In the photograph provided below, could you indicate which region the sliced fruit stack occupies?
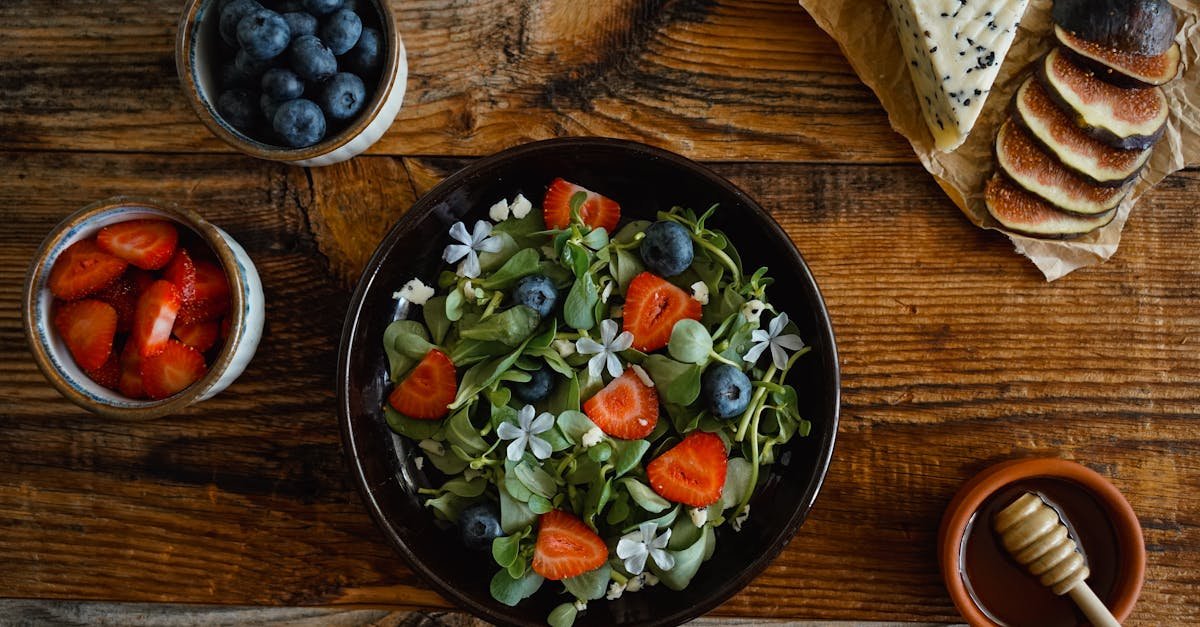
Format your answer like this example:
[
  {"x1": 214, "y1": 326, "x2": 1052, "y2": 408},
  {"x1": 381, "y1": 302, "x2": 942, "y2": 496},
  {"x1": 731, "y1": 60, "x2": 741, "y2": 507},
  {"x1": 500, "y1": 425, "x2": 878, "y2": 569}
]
[
  {"x1": 985, "y1": 0, "x2": 1180, "y2": 239},
  {"x1": 47, "y1": 219, "x2": 231, "y2": 400}
]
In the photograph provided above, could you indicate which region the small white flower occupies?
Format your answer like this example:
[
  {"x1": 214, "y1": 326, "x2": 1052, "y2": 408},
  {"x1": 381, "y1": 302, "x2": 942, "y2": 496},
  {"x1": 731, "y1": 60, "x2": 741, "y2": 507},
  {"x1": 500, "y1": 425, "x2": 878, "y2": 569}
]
[
  {"x1": 413, "y1": 456, "x2": 425, "y2": 470},
  {"x1": 626, "y1": 573, "x2": 647, "y2": 592},
  {"x1": 631, "y1": 364, "x2": 655, "y2": 388},
  {"x1": 732, "y1": 504, "x2": 751, "y2": 532},
  {"x1": 600, "y1": 281, "x2": 614, "y2": 303},
  {"x1": 616, "y1": 522, "x2": 674, "y2": 575},
  {"x1": 741, "y1": 299, "x2": 766, "y2": 324},
  {"x1": 581, "y1": 426, "x2": 605, "y2": 448},
  {"x1": 643, "y1": 573, "x2": 659, "y2": 586},
  {"x1": 488, "y1": 198, "x2": 510, "y2": 222},
  {"x1": 552, "y1": 339, "x2": 576, "y2": 358},
  {"x1": 496, "y1": 405, "x2": 555, "y2": 462},
  {"x1": 605, "y1": 581, "x2": 626, "y2": 600},
  {"x1": 394, "y1": 279, "x2": 435, "y2": 305},
  {"x1": 510, "y1": 193, "x2": 533, "y2": 219},
  {"x1": 576, "y1": 319, "x2": 634, "y2": 379},
  {"x1": 689, "y1": 281, "x2": 709, "y2": 305},
  {"x1": 442, "y1": 220, "x2": 503, "y2": 279},
  {"x1": 418, "y1": 439, "x2": 445, "y2": 456},
  {"x1": 743, "y1": 312, "x2": 805, "y2": 370},
  {"x1": 573, "y1": 599, "x2": 588, "y2": 611},
  {"x1": 689, "y1": 506, "x2": 708, "y2": 527}
]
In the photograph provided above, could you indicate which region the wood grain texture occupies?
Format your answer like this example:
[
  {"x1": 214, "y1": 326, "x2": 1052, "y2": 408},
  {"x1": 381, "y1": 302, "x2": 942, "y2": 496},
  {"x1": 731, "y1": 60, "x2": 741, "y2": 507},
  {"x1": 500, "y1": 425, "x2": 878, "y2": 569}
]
[
  {"x1": 1, "y1": 151, "x2": 1198, "y2": 624},
  {"x1": 0, "y1": 0, "x2": 913, "y2": 162}
]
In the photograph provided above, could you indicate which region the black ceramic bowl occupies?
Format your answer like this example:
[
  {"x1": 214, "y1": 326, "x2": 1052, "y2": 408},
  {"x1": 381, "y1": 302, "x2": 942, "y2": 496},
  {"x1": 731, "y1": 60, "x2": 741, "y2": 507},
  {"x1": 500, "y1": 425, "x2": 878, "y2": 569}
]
[{"x1": 337, "y1": 137, "x2": 840, "y2": 626}]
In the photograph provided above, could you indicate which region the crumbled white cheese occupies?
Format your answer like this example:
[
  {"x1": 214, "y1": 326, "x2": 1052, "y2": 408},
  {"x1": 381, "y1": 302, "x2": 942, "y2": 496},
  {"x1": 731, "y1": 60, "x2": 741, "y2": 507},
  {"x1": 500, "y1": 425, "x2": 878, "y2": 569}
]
[
  {"x1": 581, "y1": 426, "x2": 605, "y2": 448},
  {"x1": 461, "y1": 280, "x2": 474, "y2": 298},
  {"x1": 610, "y1": 304, "x2": 623, "y2": 319},
  {"x1": 573, "y1": 599, "x2": 588, "y2": 611},
  {"x1": 553, "y1": 339, "x2": 576, "y2": 358},
  {"x1": 418, "y1": 439, "x2": 445, "y2": 456},
  {"x1": 689, "y1": 281, "x2": 709, "y2": 305},
  {"x1": 631, "y1": 364, "x2": 654, "y2": 388},
  {"x1": 732, "y1": 504, "x2": 751, "y2": 532},
  {"x1": 413, "y1": 456, "x2": 425, "y2": 470},
  {"x1": 625, "y1": 574, "x2": 645, "y2": 593},
  {"x1": 642, "y1": 573, "x2": 659, "y2": 587},
  {"x1": 741, "y1": 300, "x2": 766, "y2": 324},
  {"x1": 488, "y1": 198, "x2": 510, "y2": 222},
  {"x1": 689, "y1": 506, "x2": 709, "y2": 528},
  {"x1": 394, "y1": 279, "x2": 435, "y2": 305},
  {"x1": 510, "y1": 193, "x2": 532, "y2": 219},
  {"x1": 601, "y1": 281, "x2": 614, "y2": 303},
  {"x1": 606, "y1": 581, "x2": 626, "y2": 600}
]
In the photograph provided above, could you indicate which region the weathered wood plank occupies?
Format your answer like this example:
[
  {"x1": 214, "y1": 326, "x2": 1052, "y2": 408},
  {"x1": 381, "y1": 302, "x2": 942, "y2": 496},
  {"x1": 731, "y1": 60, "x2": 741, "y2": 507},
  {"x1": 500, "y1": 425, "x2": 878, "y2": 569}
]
[
  {"x1": 0, "y1": 153, "x2": 1197, "y2": 625},
  {"x1": 0, "y1": 0, "x2": 913, "y2": 163}
]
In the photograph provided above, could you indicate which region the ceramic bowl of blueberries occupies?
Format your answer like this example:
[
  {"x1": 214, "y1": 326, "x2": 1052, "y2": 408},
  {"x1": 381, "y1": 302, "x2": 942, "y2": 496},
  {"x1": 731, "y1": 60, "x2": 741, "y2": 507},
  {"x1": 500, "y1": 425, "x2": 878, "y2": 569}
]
[
  {"x1": 337, "y1": 138, "x2": 840, "y2": 626},
  {"x1": 175, "y1": 0, "x2": 407, "y2": 166}
]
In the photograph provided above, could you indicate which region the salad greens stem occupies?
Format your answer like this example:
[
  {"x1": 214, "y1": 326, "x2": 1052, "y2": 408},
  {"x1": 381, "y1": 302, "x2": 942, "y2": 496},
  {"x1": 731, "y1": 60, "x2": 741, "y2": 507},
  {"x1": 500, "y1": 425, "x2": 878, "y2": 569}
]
[
  {"x1": 481, "y1": 291, "x2": 504, "y2": 318},
  {"x1": 692, "y1": 235, "x2": 742, "y2": 287},
  {"x1": 707, "y1": 351, "x2": 740, "y2": 368},
  {"x1": 734, "y1": 364, "x2": 776, "y2": 442}
]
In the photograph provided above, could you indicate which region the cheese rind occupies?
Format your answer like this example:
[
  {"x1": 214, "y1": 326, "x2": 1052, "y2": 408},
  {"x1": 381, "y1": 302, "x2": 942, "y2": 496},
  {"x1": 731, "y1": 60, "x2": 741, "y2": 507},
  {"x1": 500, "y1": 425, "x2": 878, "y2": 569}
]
[{"x1": 887, "y1": 0, "x2": 1030, "y2": 151}]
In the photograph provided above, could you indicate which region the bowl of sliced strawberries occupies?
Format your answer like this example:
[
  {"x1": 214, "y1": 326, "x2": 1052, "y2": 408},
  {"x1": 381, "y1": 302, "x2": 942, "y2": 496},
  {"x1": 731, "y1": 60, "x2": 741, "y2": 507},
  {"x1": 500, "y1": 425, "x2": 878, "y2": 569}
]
[{"x1": 23, "y1": 196, "x2": 265, "y2": 420}]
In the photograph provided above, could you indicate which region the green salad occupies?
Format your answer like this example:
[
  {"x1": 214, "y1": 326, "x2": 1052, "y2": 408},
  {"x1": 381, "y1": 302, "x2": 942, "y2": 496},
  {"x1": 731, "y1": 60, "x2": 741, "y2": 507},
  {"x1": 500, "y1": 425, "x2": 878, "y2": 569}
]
[{"x1": 382, "y1": 178, "x2": 811, "y2": 626}]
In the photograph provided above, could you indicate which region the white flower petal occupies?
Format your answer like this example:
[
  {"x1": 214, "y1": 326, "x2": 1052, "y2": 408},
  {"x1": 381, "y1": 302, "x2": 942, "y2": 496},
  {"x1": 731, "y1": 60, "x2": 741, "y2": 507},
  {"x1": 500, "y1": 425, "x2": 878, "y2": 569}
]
[
  {"x1": 529, "y1": 411, "x2": 555, "y2": 434},
  {"x1": 773, "y1": 333, "x2": 805, "y2": 351},
  {"x1": 617, "y1": 537, "x2": 647, "y2": 560},
  {"x1": 496, "y1": 421, "x2": 523, "y2": 441},
  {"x1": 477, "y1": 235, "x2": 504, "y2": 254},
  {"x1": 743, "y1": 341, "x2": 769, "y2": 364},
  {"x1": 587, "y1": 353, "x2": 606, "y2": 380},
  {"x1": 448, "y1": 221, "x2": 471, "y2": 244},
  {"x1": 605, "y1": 353, "x2": 623, "y2": 379},
  {"x1": 599, "y1": 319, "x2": 619, "y2": 343},
  {"x1": 649, "y1": 548, "x2": 675, "y2": 571},
  {"x1": 750, "y1": 329, "x2": 771, "y2": 343},
  {"x1": 609, "y1": 330, "x2": 634, "y2": 352},
  {"x1": 575, "y1": 337, "x2": 604, "y2": 355},
  {"x1": 770, "y1": 342, "x2": 788, "y2": 370},
  {"x1": 469, "y1": 220, "x2": 493, "y2": 244},
  {"x1": 623, "y1": 550, "x2": 649, "y2": 576},
  {"x1": 443, "y1": 243, "x2": 471, "y2": 264},
  {"x1": 506, "y1": 437, "x2": 527, "y2": 462},
  {"x1": 518, "y1": 405, "x2": 537, "y2": 429},
  {"x1": 650, "y1": 527, "x2": 672, "y2": 549},
  {"x1": 769, "y1": 312, "x2": 788, "y2": 337},
  {"x1": 458, "y1": 252, "x2": 481, "y2": 278},
  {"x1": 638, "y1": 522, "x2": 658, "y2": 544},
  {"x1": 527, "y1": 435, "x2": 552, "y2": 460}
]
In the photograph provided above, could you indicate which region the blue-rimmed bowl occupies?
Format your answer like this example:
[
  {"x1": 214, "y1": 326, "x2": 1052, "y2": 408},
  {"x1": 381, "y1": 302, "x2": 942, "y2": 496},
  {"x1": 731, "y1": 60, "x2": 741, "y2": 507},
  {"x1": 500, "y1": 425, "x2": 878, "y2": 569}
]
[{"x1": 23, "y1": 197, "x2": 265, "y2": 420}]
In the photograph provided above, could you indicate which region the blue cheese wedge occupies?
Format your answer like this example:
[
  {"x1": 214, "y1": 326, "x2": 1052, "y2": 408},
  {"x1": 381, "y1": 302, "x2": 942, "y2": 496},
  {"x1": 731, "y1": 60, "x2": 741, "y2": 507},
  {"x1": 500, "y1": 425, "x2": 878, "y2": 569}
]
[{"x1": 887, "y1": 0, "x2": 1030, "y2": 151}]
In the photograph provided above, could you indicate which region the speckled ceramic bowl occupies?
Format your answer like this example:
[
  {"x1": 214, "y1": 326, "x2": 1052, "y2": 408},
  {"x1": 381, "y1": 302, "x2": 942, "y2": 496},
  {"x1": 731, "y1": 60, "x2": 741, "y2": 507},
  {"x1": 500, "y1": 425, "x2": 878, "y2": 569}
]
[
  {"x1": 23, "y1": 197, "x2": 265, "y2": 420},
  {"x1": 175, "y1": 0, "x2": 407, "y2": 167}
]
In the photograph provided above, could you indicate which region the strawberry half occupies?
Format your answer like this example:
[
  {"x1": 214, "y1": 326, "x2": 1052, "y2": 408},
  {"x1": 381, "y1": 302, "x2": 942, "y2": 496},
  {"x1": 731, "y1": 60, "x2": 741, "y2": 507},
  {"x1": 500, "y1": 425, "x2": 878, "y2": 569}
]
[
  {"x1": 583, "y1": 368, "x2": 659, "y2": 439},
  {"x1": 174, "y1": 320, "x2": 219, "y2": 352},
  {"x1": 388, "y1": 349, "x2": 456, "y2": 419},
  {"x1": 92, "y1": 273, "x2": 139, "y2": 333},
  {"x1": 162, "y1": 248, "x2": 197, "y2": 301},
  {"x1": 542, "y1": 178, "x2": 621, "y2": 233},
  {"x1": 140, "y1": 339, "x2": 207, "y2": 400},
  {"x1": 622, "y1": 272, "x2": 702, "y2": 352},
  {"x1": 117, "y1": 339, "x2": 147, "y2": 399},
  {"x1": 96, "y1": 219, "x2": 179, "y2": 270},
  {"x1": 192, "y1": 260, "x2": 230, "y2": 303},
  {"x1": 53, "y1": 299, "x2": 118, "y2": 372},
  {"x1": 84, "y1": 352, "x2": 121, "y2": 390},
  {"x1": 48, "y1": 240, "x2": 128, "y2": 300},
  {"x1": 531, "y1": 510, "x2": 608, "y2": 581},
  {"x1": 132, "y1": 280, "x2": 182, "y2": 358},
  {"x1": 646, "y1": 431, "x2": 728, "y2": 507}
]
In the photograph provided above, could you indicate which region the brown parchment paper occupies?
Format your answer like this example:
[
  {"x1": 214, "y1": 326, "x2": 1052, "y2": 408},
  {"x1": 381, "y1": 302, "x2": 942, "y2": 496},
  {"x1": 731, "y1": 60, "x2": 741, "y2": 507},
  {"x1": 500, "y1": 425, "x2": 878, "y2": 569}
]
[{"x1": 798, "y1": 0, "x2": 1200, "y2": 280}]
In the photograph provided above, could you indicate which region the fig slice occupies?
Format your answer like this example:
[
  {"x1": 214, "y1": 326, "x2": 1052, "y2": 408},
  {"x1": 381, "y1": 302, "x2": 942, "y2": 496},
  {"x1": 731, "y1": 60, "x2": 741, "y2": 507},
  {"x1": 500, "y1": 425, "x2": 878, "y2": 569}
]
[
  {"x1": 1038, "y1": 48, "x2": 1168, "y2": 150},
  {"x1": 1013, "y1": 77, "x2": 1151, "y2": 187},
  {"x1": 985, "y1": 173, "x2": 1116, "y2": 239},
  {"x1": 996, "y1": 119, "x2": 1130, "y2": 216},
  {"x1": 1056, "y1": 25, "x2": 1180, "y2": 88},
  {"x1": 1052, "y1": 0, "x2": 1176, "y2": 56}
]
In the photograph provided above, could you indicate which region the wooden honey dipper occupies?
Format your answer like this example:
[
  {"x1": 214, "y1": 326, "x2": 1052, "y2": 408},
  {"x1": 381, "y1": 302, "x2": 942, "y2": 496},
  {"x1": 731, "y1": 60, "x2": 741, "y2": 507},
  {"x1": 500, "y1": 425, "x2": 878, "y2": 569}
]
[{"x1": 993, "y1": 492, "x2": 1120, "y2": 627}]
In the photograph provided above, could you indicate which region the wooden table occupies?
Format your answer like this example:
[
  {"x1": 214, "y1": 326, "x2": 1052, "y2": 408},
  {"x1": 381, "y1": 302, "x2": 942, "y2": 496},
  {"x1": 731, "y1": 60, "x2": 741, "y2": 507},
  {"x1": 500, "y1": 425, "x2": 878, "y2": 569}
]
[{"x1": 1, "y1": 1, "x2": 1196, "y2": 624}]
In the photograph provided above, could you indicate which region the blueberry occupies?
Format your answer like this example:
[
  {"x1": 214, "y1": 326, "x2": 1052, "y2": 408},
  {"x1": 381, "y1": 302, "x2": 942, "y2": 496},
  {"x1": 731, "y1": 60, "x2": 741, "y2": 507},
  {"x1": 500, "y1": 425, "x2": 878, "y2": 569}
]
[
  {"x1": 512, "y1": 366, "x2": 555, "y2": 404},
  {"x1": 288, "y1": 35, "x2": 338, "y2": 81},
  {"x1": 513, "y1": 275, "x2": 557, "y2": 318},
  {"x1": 273, "y1": 0, "x2": 304, "y2": 10},
  {"x1": 342, "y1": 27, "x2": 382, "y2": 75},
  {"x1": 301, "y1": 0, "x2": 343, "y2": 16},
  {"x1": 319, "y1": 9, "x2": 362, "y2": 55},
  {"x1": 317, "y1": 72, "x2": 366, "y2": 121},
  {"x1": 261, "y1": 68, "x2": 305, "y2": 100},
  {"x1": 237, "y1": 9, "x2": 291, "y2": 60},
  {"x1": 459, "y1": 502, "x2": 503, "y2": 551},
  {"x1": 234, "y1": 47, "x2": 274, "y2": 81},
  {"x1": 273, "y1": 98, "x2": 326, "y2": 147},
  {"x1": 640, "y1": 221, "x2": 694, "y2": 277},
  {"x1": 702, "y1": 364, "x2": 752, "y2": 419},
  {"x1": 218, "y1": 62, "x2": 250, "y2": 89},
  {"x1": 217, "y1": 89, "x2": 260, "y2": 132},
  {"x1": 281, "y1": 11, "x2": 317, "y2": 38},
  {"x1": 260, "y1": 93, "x2": 282, "y2": 121},
  {"x1": 219, "y1": 0, "x2": 262, "y2": 47}
]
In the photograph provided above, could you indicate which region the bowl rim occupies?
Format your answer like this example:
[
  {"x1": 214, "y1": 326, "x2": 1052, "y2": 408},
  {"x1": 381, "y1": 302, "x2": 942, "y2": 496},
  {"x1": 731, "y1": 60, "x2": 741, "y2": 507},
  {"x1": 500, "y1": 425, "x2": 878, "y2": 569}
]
[
  {"x1": 335, "y1": 137, "x2": 841, "y2": 626},
  {"x1": 22, "y1": 196, "x2": 249, "y2": 421},
  {"x1": 174, "y1": 0, "x2": 402, "y2": 161},
  {"x1": 937, "y1": 457, "x2": 1146, "y2": 626}
]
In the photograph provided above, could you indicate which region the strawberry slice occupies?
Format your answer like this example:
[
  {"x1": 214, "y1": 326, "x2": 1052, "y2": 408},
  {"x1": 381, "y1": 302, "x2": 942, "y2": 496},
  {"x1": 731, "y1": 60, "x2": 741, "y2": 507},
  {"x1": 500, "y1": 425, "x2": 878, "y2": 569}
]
[
  {"x1": 646, "y1": 432, "x2": 728, "y2": 507},
  {"x1": 84, "y1": 351, "x2": 121, "y2": 390},
  {"x1": 162, "y1": 249, "x2": 197, "y2": 301},
  {"x1": 622, "y1": 272, "x2": 703, "y2": 352},
  {"x1": 92, "y1": 274, "x2": 138, "y2": 333},
  {"x1": 132, "y1": 280, "x2": 182, "y2": 357},
  {"x1": 583, "y1": 368, "x2": 659, "y2": 439},
  {"x1": 177, "y1": 298, "x2": 229, "y2": 325},
  {"x1": 96, "y1": 219, "x2": 179, "y2": 270},
  {"x1": 48, "y1": 240, "x2": 128, "y2": 300},
  {"x1": 387, "y1": 349, "x2": 456, "y2": 419},
  {"x1": 192, "y1": 260, "x2": 230, "y2": 304},
  {"x1": 53, "y1": 299, "x2": 118, "y2": 372},
  {"x1": 542, "y1": 178, "x2": 621, "y2": 233},
  {"x1": 174, "y1": 320, "x2": 219, "y2": 352},
  {"x1": 139, "y1": 339, "x2": 207, "y2": 400},
  {"x1": 117, "y1": 340, "x2": 147, "y2": 399},
  {"x1": 531, "y1": 510, "x2": 608, "y2": 581}
]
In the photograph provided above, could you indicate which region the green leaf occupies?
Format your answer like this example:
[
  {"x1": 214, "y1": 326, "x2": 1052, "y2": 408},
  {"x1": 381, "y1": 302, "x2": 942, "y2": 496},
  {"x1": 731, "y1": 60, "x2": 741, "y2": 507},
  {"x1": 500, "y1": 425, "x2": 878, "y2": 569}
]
[
  {"x1": 563, "y1": 241, "x2": 590, "y2": 278},
  {"x1": 444, "y1": 408, "x2": 489, "y2": 456},
  {"x1": 423, "y1": 441, "x2": 468, "y2": 475},
  {"x1": 528, "y1": 494, "x2": 554, "y2": 514},
  {"x1": 450, "y1": 341, "x2": 530, "y2": 410},
  {"x1": 504, "y1": 466, "x2": 533, "y2": 503},
  {"x1": 445, "y1": 288, "x2": 464, "y2": 322},
  {"x1": 621, "y1": 478, "x2": 670, "y2": 513},
  {"x1": 586, "y1": 441, "x2": 612, "y2": 463},
  {"x1": 507, "y1": 557, "x2": 527, "y2": 579},
  {"x1": 478, "y1": 232, "x2": 518, "y2": 271},
  {"x1": 492, "y1": 211, "x2": 547, "y2": 247},
  {"x1": 613, "y1": 248, "x2": 644, "y2": 292},
  {"x1": 583, "y1": 476, "x2": 613, "y2": 525},
  {"x1": 492, "y1": 534, "x2": 521, "y2": 568},
  {"x1": 703, "y1": 523, "x2": 717, "y2": 561},
  {"x1": 546, "y1": 375, "x2": 581, "y2": 414},
  {"x1": 547, "y1": 602, "x2": 579, "y2": 627},
  {"x1": 498, "y1": 480, "x2": 537, "y2": 533},
  {"x1": 564, "y1": 274, "x2": 598, "y2": 331},
  {"x1": 606, "y1": 493, "x2": 631, "y2": 525},
  {"x1": 384, "y1": 407, "x2": 443, "y2": 440},
  {"x1": 643, "y1": 355, "x2": 702, "y2": 406},
  {"x1": 528, "y1": 347, "x2": 574, "y2": 378},
  {"x1": 556, "y1": 410, "x2": 597, "y2": 445},
  {"x1": 480, "y1": 248, "x2": 542, "y2": 290},
  {"x1": 650, "y1": 527, "x2": 707, "y2": 591},
  {"x1": 514, "y1": 462, "x2": 558, "y2": 499},
  {"x1": 423, "y1": 295, "x2": 451, "y2": 344},
  {"x1": 609, "y1": 439, "x2": 650, "y2": 478},
  {"x1": 490, "y1": 569, "x2": 544, "y2": 607},
  {"x1": 612, "y1": 220, "x2": 651, "y2": 244},
  {"x1": 568, "y1": 190, "x2": 588, "y2": 223},
  {"x1": 668, "y1": 319, "x2": 712, "y2": 364},
  {"x1": 461, "y1": 305, "x2": 540, "y2": 346},
  {"x1": 719, "y1": 456, "x2": 755, "y2": 511},
  {"x1": 383, "y1": 320, "x2": 431, "y2": 381},
  {"x1": 441, "y1": 476, "x2": 487, "y2": 498},
  {"x1": 582, "y1": 227, "x2": 609, "y2": 251},
  {"x1": 425, "y1": 492, "x2": 468, "y2": 522},
  {"x1": 540, "y1": 426, "x2": 573, "y2": 452},
  {"x1": 624, "y1": 504, "x2": 679, "y2": 533},
  {"x1": 563, "y1": 563, "x2": 611, "y2": 600}
]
